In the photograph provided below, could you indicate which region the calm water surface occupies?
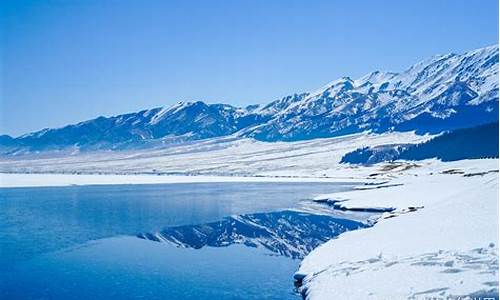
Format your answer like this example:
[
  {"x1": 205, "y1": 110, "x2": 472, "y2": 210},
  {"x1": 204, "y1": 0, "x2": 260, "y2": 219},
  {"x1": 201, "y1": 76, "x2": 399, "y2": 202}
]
[{"x1": 0, "y1": 182, "x2": 361, "y2": 300}]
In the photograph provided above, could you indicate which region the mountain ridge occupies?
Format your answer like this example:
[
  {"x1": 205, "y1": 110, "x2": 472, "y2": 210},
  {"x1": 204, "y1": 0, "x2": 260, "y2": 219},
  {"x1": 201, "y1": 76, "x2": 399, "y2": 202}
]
[{"x1": 2, "y1": 45, "x2": 498, "y2": 154}]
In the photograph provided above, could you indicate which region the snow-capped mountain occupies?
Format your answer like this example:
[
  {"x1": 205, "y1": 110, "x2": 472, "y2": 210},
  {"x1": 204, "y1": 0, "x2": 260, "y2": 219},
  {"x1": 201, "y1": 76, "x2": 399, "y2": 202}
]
[
  {"x1": 243, "y1": 45, "x2": 498, "y2": 140},
  {"x1": 2, "y1": 45, "x2": 498, "y2": 154}
]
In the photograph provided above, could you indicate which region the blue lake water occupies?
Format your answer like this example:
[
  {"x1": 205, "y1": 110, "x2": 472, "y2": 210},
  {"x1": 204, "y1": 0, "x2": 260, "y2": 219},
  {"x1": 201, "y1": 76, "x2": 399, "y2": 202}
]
[{"x1": 0, "y1": 182, "x2": 364, "y2": 300}]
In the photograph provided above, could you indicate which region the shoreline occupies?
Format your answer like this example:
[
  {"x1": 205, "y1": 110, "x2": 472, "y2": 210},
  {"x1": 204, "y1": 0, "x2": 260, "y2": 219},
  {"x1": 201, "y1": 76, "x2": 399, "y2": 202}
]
[
  {"x1": 295, "y1": 159, "x2": 499, "y2": 299},
  {"x1": 0, "y1": 172, "x2": 365, "y2": 188}
]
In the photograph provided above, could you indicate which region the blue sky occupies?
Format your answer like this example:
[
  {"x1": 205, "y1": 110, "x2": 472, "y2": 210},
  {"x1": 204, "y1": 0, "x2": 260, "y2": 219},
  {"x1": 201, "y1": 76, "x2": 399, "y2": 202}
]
[{"x1": 1, "y1": 0, "x2": 498, "y2": 136}]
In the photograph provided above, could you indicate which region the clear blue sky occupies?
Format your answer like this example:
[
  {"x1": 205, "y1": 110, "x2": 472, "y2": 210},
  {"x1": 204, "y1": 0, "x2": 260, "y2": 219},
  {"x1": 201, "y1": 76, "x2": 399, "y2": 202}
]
[{"x1": 1, "y1": 0, "x2": 498, "y2": 136}]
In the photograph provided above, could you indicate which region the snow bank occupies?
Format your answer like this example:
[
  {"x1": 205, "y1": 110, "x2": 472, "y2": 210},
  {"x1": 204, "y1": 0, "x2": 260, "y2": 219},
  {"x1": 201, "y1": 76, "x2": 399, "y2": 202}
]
[
  {"x1": 0, "y1": 173, "x2": 362, "y2": 188},
  {"x1": 297, "y1": 159, "x2": 499, "y2": 299}
]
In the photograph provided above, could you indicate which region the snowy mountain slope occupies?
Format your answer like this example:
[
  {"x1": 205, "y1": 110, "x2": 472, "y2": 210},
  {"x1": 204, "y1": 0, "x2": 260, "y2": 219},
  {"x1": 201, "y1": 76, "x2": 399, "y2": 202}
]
[
  {"x1": 340, "y1": 122, "x2": 499, "y2": 164},
  {"x1": 6, "y1": 101, "x2": 265, "y2": 153},
  {"x1": 1, "y1": 45, "x2": 497, "y2": 153},
  {"x1": 243, "y1": 45, "x2": 498, "y2": 140}
]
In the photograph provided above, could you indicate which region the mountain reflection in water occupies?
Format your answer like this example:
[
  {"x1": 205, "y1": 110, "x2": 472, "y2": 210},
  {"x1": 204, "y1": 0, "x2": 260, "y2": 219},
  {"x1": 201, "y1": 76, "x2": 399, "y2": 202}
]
[{"x1": 138, "y1": 210, "x2": 366, "y2": 259}]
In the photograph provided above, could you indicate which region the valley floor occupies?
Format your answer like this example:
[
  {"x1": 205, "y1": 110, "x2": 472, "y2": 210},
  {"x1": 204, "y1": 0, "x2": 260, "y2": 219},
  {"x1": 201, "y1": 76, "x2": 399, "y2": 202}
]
[
  {"x1": 0, "y1": 131, "x2": 429, "y2": 187},
  {"x1": 0, "y1": 132, "x2": 430, "y2": 178}
]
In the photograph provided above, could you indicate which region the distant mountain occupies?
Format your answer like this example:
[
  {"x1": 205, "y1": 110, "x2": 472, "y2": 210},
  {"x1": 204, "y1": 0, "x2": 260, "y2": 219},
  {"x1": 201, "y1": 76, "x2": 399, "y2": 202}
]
[
  {"x1": 2, "y1": 45, "x2": 498, "y2": 154},
  {"x1": 340, "y1": 122, "x2": 499, "y2": 164},
  {"x1": 4, "y1": 102, "x2": 263, "y2": 153}
]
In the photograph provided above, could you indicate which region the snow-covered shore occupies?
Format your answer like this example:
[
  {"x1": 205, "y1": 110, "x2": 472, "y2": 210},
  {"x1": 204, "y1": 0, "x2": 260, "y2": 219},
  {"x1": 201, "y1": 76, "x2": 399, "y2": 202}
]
[
  {"x1": 296, "y1": 159, "x2": 499, "y2": 299},
  {"x1": 0, "y1": 173, "x2": 364, "y2": 188}
]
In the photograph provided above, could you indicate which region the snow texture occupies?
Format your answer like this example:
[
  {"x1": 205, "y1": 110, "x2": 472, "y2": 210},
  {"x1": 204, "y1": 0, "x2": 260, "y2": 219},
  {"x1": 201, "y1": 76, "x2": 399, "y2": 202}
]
[
  {"x1": 297, "y1": 159, "x2": 499, "y2": 300},
  {"x1": 0, "y1": 132, "x2": 431, "y2": 178}
]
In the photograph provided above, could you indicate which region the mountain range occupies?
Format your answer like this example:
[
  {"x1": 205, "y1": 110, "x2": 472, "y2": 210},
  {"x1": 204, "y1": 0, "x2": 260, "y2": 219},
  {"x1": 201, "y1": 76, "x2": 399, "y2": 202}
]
[{"x1": 1, "y1": 45, "x2": 498, "y2": 154}]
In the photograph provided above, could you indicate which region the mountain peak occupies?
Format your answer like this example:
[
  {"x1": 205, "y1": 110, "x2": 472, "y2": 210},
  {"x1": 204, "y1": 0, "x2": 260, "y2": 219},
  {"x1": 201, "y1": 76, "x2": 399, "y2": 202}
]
[{"x1": 2, "y1": 45, "x2": 498, "y2": 153}]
